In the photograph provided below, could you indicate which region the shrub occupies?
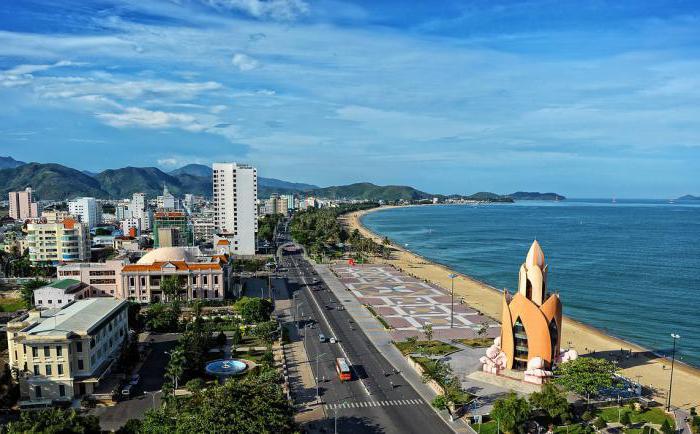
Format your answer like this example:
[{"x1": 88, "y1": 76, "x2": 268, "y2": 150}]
[
  {"x1": 432, "y1": 395, "x2": 448, "y2": 410},
  {"x1": 660, "y1": 419, "x2": 673, "y2": 434},
  {"x1": 620, "y1": 411, "x2": 632, "y2": 427},
  {"x1": 594, "y1": 417, "x2": 607, "y2": 429},
  {"x1": 582, "y1": 411, "x2": 594, "y2": 422}
]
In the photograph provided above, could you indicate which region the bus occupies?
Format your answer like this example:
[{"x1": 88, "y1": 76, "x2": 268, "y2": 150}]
[{"x1": 335, "y1": 357, "x2": 351, "y2": 382}]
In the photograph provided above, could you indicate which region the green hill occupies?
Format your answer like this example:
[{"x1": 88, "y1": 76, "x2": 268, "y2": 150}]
[
  {"x1": 96, "y1": 167, "x2": 210, "y2": 198},
  {"x1": 0, "y1": 156, "x2": 25, "y2": 170},
  {"x1": 0, "y1": 163, "x2": 106, "y2": 200},
  {"x1": 508, "y1": 191, "x2": 565, "y2": 201},
  {"x1": 309, "y1": 183, "x2": 432, "y2": 201}
]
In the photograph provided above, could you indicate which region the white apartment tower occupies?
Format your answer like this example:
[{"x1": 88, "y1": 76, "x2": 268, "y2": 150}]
[
  {"x1": 212, "y1": 163, "x2": 257, "y2": 255},
  {"x1": 68, "y1": 197, "x2": 100, "y2": 229},
  {"x1": 131, "y1": 193, "x2": 151, "y2": 232}
]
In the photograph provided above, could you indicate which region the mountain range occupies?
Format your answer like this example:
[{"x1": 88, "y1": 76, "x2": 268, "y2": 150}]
[{"x1": 0, "y1": 157, "x2": 559, "y2": 203}]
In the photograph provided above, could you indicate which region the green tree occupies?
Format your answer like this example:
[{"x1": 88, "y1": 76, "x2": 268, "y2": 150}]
[
  {"x1": 165, "y1": 347, "x2": 186, "y2": 391},
  {"x1": 660, "y1": 419, "x2": 673, "y2": 434},
  {"x1": 3, "y1": 409, "x2": 100, "y2": 433},
  {"x1": 127, "y1": 301, "x2": 142, "y2": 332},
  {"x1": 252, "y1": 321, "x2": 279, "y2": 346},
  {"x1": 140, "y1": 375, "x2": 296, "y2": 434},
  {"x1": 420, "y1": 359, "x2": 453, "y2": 386},
  {"x1": 491, "y1": 391, "x2": 532, "y2": 434},
  {"x1": 422, "y1": 323, "x2": 433, "y2": 342},
  {"x1": 528, "y1": 383, "x2": 570, "y2": 423},
  {"x1": 116, "y1": 419, "x2": 143, "y2": 434},
  {"x1": 620, "y1": 411, "x2": 632, "y2": 428},
  {"x1": 160, "y1": 275, "x2": 184, "y2": 302},
  {"x1": 594, "y1": 417, "x2": 608, "y2": 430},
  {"x1": 0, "y1": 364, "x2": 19, "y2": 409},
  {"x1": 145, "y1": 303, "x2": 180, "y2": 332},
  {"x1": 185, "y1": 378, "x2": 205, "y2": 395},
  {"x1": 553, "y1": 357, "x2": 618, "y2": 403},
  {"x1": 216, "y1": 331, "x2": 227, "y2": 349},
  {"x1": 235, "y1": 297, "x2": 273, "y2": 324},
  {"x1": 20, "y1": 279, "x2": 48, "y2": 308}
]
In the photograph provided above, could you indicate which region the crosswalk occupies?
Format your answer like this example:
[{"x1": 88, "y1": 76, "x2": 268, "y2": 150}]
[{"x1": 325, "y1": 399, "x2": 425, "y2": 410}]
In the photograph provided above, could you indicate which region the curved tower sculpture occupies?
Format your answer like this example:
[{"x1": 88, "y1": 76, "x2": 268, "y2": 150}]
[{"x1": 501, "y1": 240, "x2": 562, "y2": 371}]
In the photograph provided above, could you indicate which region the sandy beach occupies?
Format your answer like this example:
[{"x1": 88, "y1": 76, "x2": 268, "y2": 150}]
[{"x1": 341, "y1": 206, "x2": 700, "y2": 409}]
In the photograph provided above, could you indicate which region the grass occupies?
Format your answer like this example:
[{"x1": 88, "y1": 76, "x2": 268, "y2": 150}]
[
  {"x1": 0, "y1": 298, "x2": 27, "y2": 312},
  {"x1": 475, "y1": 421, "x2": 589, "y2": 434},
  {"x1": 453, "y1": 337, "x2": 493, "y2": 348},
  {"x1": 598, "y1": 407, "x2": 675, "y2": 428},
  {"x1": 394, "y1": 340, "x2": 458, "y2": 356}
]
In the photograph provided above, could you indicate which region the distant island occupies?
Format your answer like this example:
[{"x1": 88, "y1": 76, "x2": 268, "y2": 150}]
[
  {"x1": 507, "y1": 191, "x2": 566, "y2": 201},
  {"x1": 677, "y1": 194, "x2": 700, "y2": 201}
]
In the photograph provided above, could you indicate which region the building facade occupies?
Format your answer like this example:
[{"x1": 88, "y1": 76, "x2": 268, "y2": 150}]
[
  {"x1": 6, "y1": 298, "x2": 129, "y2": 406},
  {"x1": 26, "y1": 219, "x2": 90, "y2": 264},
  {"x1": 156, "y1": 184, "x2": 176, "y2": 210},
  {"x1": 67, "y1": 197, "x2": 100, "y2": 229},
  {"x1": 130, "y1": 193, "x2": 151, "y2": 232},
  {"x1": 8, "y1": 188, "x2": 39, "y2": 221},
  {"x1": 33, "y1": 279, "x2": 90, "y2": 309},
  {"x1": 212, "y1": 162, "x2": 257, "y2": 255},
  {"x1": 192, "y1": 209, "x2": 216, "y2": 242},
  {"x1": 152, "y1": 211, "x2": 192, "y2": 247},
  {"x1": 500, "y1": 241, "x2": 562, "y2": 371},
  {"x1": 120, "y1": 247, "x2": 230, "y2": 302},
  {"x1": 56, "y1": 260, "x2": 126, "y2": 298}
]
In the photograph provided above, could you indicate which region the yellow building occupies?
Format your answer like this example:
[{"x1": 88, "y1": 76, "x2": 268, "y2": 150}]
[
  {"x1": 26, "y1": 218, "x2": 90, "y2": 264},
  {"x1": 501, "y1": 240, "x2": 562, "y2": 371}
]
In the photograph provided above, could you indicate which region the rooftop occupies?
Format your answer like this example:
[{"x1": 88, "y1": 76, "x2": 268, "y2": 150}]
[{"x1": 21, "y1": 298, "x2": 127, "y2": 338}]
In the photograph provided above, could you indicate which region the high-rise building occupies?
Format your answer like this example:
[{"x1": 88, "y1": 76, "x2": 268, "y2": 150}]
[
  {"x1": 26, "y1": 219, "x2": 90, "y2": 264},
  {"x1": 281, "y1": 194, "x2": 295, "y2": 211},
  {"x1": 68, "y1": 197, "x2": 100, "y2": 229},
  {"x1": 152, "y1": 211, "x2": 192, "y2": 247},
  {"x1": 212, "y1": 163, "x2": 257, "y2": 255},
  {"x1": 156, "y1": 184, "x2": 176, "y2": 210},
  {"x1": 8, "y1": 187, "x2": 39, "y2": 221},
  {"x1": 130, "y1": 193, "x2": 151, "y2": 232},
  {"x1": 192, "y1": 208, "x2": 216, "y2": 242}
]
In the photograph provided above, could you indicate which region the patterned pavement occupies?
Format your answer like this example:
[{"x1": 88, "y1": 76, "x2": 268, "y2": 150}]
[{"x1": 331, "y1": 264, "x2": 499, "y2": 341}]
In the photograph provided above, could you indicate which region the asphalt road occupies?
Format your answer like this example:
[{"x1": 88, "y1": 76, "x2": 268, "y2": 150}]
[{"x1": 280, "y1": 250, "x2": 453, "y2": 434}]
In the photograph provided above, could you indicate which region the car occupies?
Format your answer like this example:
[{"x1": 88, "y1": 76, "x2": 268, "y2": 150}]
[
  {"x1": 325, "y1": 305, "x2": 334, "y2": 310},
  {"x1": 337, "y1": 305, "x2": 345, "y2": 311},
  {"x1": 329, "y1": 337, "x2": 337, "y2": 344},
  {"x1": 319, "y1": 333, "x2": 327, "y2": 343}
]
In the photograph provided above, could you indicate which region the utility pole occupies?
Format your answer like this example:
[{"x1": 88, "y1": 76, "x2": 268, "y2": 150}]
[
  {"x1": 448, "y1": 273, "x2": 457, "y2": 328},
  {"x1": 667, "y1": 333, "x2": 680, "y2": 411}
]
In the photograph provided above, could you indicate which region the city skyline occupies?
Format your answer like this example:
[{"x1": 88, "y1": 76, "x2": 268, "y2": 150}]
[{"x1": 1, "y1": 0, "x2": 699, "y2": 198}]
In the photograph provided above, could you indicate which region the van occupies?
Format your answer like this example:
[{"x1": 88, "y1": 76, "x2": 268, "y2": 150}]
[{"x1": 319, "y1": 333, "x2": 327, "y2": 343}]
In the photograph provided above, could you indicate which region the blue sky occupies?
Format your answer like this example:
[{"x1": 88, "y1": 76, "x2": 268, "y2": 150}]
[{"x1": 0, "y1": 0, "x2": 698, "y2": 198}]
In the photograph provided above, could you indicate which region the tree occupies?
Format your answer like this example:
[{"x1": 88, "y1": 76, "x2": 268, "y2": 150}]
[
  {"x1": 594, "y1": 417, "x2": 608, "y2": 430},
  {"x1": 491, "y1": 391, "x2": 531, "y2": 434},
  {"x1": 422, "y1": 323, "x2": 433, "y2": 342},
  {"x1": 160, "y1": 275, "x2": 184, "y2": 302},
  {"x1": 420, "y1": 359, "x2": 453, "y2": 386},
  {"x1": 116, "y1": 419, "x2": 143, "y2": 434},
  {"x1": 185, "y1": 378, "x2": 205, "y2": 395},
  {"x1": 145, "y1": 303, "x2": 180, "y2": 332},
  {"x1": 165, "y1": 347, "x2": 185, "y2": 391},
  {"x1": 620, "y1": 411, "x2": 632, "y2": 428},
  {"x1": 529, "y1": 383, "x2": 570, "y2": 423},
  {"x1": 140, "y1": 375, "x2": 296, "y2": 433},
  {"x1": 553, "y1": 357, "x2": 618, "y2": 402},
  {"x1": 252, "y1": 320, "x2": 278, "y2": 346},
  {"x1": 477, "y1": 323, "x2": 489, "y2": 338},
  {"x1": 235, "y1": 297, "x2": 273, "y2": 324},
  {"x1": 216, "y1": 331, "x2": 227, "y2": 349},
  {"x1": 127, "y1": 301, "x2": 142, "y2": 332},
  {"x1": 20, "y1": 279, "x2": 48, "y2": 308},
  {"x1": 3, "y1": 409, "x2": 100, "y2": 433},
  {"x1": 0, "y1": 364, "x2": 19, "y2": 409},
  {"x1": 660, "y1": 419, "x2": 673, "y2": 434}
]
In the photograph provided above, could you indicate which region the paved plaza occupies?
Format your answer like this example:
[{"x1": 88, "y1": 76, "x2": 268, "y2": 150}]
[{"x1": 331, "y1": 264, "x2": 499, "y2": 341}]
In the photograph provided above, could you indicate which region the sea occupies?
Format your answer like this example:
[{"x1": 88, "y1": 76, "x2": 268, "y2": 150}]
[{"x1": 361, "y1": 199, "x2": 700, "y2": 368}]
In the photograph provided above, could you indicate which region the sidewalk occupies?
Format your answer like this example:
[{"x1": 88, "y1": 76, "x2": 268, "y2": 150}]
[{"x1": 315, "y1": 263, "x2": 475, "y2": 434}]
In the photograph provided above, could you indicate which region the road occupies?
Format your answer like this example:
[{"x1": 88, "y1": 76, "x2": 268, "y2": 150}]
[{"x1": 280, "y1": 249, "x2": 454, "y2": 434}]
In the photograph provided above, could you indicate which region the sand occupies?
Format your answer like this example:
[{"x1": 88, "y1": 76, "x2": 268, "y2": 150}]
[{"x1": 341, "y1": 206, "x2": 700, "y2": 410}]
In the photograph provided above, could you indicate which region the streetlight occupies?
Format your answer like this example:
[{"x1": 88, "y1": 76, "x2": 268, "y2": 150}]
[
  {"x1": 448, "y1": 273, "x2": 457, "y2": 328},
  {"x1": 316, "y1": 352, "x2": 328, "y2": 402},
  {"x1": 667, "y1": 333, "x2": 680, "y2": 411}
]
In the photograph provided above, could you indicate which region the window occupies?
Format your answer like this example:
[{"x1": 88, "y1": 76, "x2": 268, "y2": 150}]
[
  {"x1": 48, "y1": 300, "x2": 52, "y2": 304},
  {"x1": 34, "y1": 365, "x2": 39, "y2": 375},
  {"x1": 56, "y1": 346, "x2": 62, "y2": 357},
  {"x1": 32, "y1": 347, "x2": 38, "y2": 357},
  {"x1": 203, "y1": 275, "x2": 208, "y2": 285},
  {"x1": 214, "y1": 275, "x2": 219, "y2": 285},
  {"x1": 59, "y1": 385, "x2": 66, "y2": 397},
  {"x1": 76, "y1": 342, "x2": 83, "y2": 352},
  {"x1": 35, "y1": 386, "x2": 42, "y2": 398},
  {"x1": 44, "y1": 346, "x2": 50, "y2": 357},
  {"x1": 58, "y1": 364, "x2": 64, "y2": 375},
  {"x1": 77, "y1": 359, "x2": 84, "y2": 370},
  {"x1": 45, "y1": 365, "x2": 52, "y2": 375}
]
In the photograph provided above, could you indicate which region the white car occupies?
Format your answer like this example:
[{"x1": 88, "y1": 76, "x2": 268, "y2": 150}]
[{"x1": 329, "y1": 337, "x2": 337, "y2": 344}]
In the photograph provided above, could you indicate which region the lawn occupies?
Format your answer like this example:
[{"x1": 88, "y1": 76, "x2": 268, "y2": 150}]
[
  {"x1": 0, "y1": 297, "x2": 26, "y2": 312},
  {"x1": 453, "y1": 337, "x2": 493, "y2": 348},
  {"x1": 394, "y1": 340, "x2": 459, "y2": 356},
  {"x1": 598, "y1": 407, "x2": 675, "y2": 428},
  {"x1": 475, "y1": 421, "x2": 588, "y2": 434}
]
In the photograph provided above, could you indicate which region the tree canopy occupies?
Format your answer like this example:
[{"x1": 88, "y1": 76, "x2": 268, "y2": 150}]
[
  {"x1": 528, "y1": 383, "x2": 570, "y2": 423},
  {"x1": 235, "y1": 297, "x2": 273, "y2": 324},
  {"x1": 553, "y1": 357, "x2": 618, "y2": 398},
  {"x1": 491, "y1": 391, "x2": 531, "y2": 434},
  {"x1": 2, "y1": 409, "x2": 100, "y2": 434}
]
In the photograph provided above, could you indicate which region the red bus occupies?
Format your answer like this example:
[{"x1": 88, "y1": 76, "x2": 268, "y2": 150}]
[{"x1": 335, "y1": 358, "x2": 351, "y2": 382}]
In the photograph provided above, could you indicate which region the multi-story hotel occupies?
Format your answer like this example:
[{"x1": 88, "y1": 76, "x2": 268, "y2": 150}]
[
  {"x1": 192, "y1": 208, "x2": 216, "y2": 242},
  {"x1": 67, "y1": 197, "x2": 100, "y2": 229},
  {"x1": 120, "y1": 247, "x2": 231, "y2": 302},
  {"x1": 26, "y1": 219, "x2": 90, "y2": 264},
  {"x1": 6, "y1": 298, "x2": 129, "y2": 406},
  {"x1": 152, "y1": 211, "x2": 192, "y2": 247},
  {"x1": 212, "y1": 162, "x2": 257, "y2": 255},
  {"x1": 8, "y1": 187, "x2": 39, "y2": 221}
]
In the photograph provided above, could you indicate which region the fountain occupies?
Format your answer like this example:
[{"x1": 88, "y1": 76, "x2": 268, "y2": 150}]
[{"x1": 205, "y1": 359, "x2": 253, "y2": 382}]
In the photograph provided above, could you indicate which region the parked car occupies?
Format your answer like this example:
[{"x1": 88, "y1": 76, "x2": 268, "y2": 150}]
[
  {"x1": 329, "y1": 337, "x2": 337, "y2": 344},
  {"x1": 319, "y1": 333, "x2": 327, "y2": 343}
]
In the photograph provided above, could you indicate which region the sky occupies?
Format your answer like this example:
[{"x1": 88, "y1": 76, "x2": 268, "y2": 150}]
[{"x1": 0, "y1": 0, "x2": 699, "y2": 198}]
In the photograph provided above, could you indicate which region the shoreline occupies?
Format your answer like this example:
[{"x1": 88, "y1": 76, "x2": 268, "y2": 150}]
[{"x1": 341, "y1": 205, "x2": 700, "y2": 409}]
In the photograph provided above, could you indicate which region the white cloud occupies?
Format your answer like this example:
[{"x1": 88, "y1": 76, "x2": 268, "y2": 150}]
[
  {"x1": 0, "y1": 60, "x2": 76, "y2": 87},
  {"x1": 96, "y1": 107, "x2": 206, "y2": 132},
  {"x1": 206, "y1": 0, "x2": 309, "y2": 21},
  {"x1": 231, "y1": 53, "x2": 259, "y2": 71},
  {"x1": 157, "y1": 158, "x2": 180, "y2": 166}
]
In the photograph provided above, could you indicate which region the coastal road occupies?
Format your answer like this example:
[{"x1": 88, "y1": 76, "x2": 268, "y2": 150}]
[{"x1": 281, "y1": 249, "x2": 454, "y2": 434}]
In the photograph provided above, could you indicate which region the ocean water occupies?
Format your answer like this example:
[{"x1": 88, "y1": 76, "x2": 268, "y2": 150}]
[{"x1": 362, "y1": 200, "x2": 700, "y2": 368}]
